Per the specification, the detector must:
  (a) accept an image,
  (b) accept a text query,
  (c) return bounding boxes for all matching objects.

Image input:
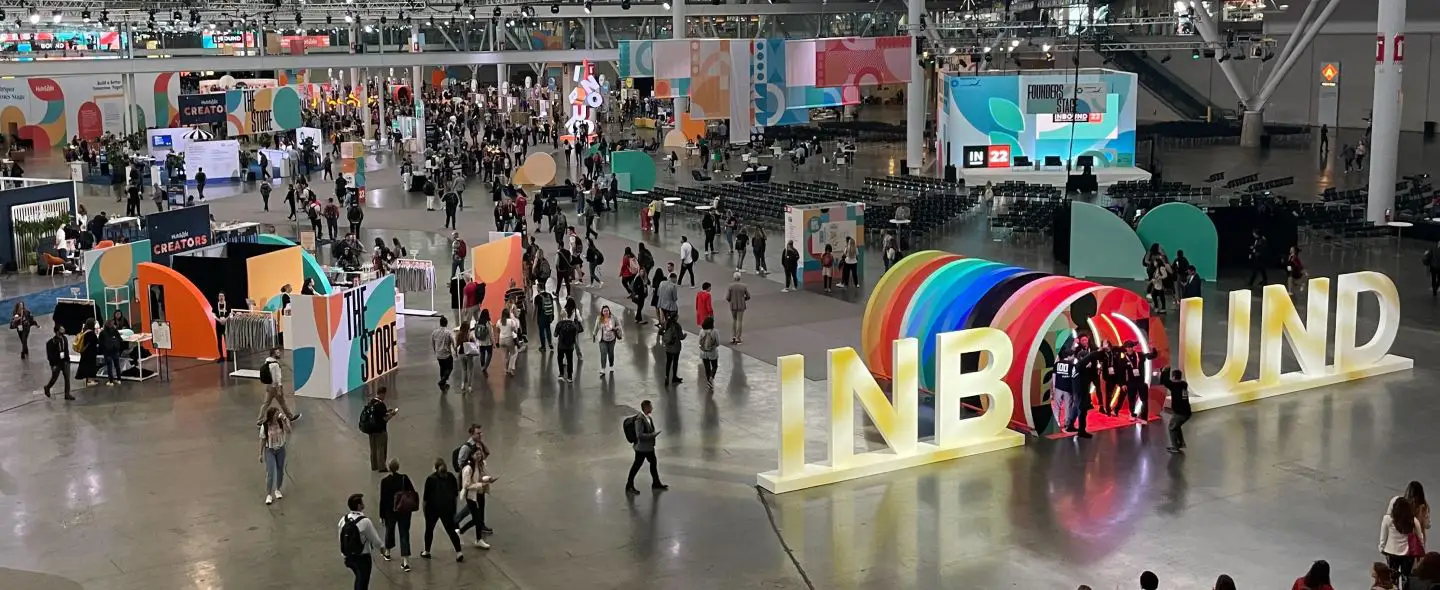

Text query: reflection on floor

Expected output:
[0,121,1432,590]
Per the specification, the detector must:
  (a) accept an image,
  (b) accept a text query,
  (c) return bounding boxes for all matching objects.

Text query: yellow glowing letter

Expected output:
[1179,289,1251,393]
[933,327,1014,447]
[828,340,919,464]
[775,354,807,479]
[1258,278,1331,385]
[1334,271,1401,372]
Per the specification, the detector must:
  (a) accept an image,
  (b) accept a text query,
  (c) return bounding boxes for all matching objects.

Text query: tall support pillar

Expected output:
[1368,0,1405,224]
[360,68,373,143]
[672,0,688,114]
[411,22,425,159]
[905,0,924,175]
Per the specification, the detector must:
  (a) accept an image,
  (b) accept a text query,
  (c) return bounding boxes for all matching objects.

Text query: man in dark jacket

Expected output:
[661,315,686,385]
[625,400,667,494]
[533,290,556,353]
[554,315,581,382]
[44,324,73,399]
[194,168,206,200]
[1160,367,1191,453]
[348,203,364,236]
[422,458,465,561]
[781,240,801,292]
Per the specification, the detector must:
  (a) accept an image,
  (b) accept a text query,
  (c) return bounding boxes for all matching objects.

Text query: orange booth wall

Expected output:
[137,262,219,360]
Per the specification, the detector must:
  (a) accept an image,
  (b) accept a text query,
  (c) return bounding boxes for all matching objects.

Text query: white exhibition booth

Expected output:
[145,127,191,158]
[183,140,242,183]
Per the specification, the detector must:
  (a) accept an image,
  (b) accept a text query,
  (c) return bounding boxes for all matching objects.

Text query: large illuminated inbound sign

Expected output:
[759,251,1165,493]
[757,328,1025,494]
[562,59,603,140]
[1179,272,1412,411]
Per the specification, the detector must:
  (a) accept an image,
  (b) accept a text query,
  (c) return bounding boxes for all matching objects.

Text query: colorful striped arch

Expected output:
[861,252,1170,433]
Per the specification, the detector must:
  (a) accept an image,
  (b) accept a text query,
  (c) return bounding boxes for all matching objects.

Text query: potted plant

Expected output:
[14,212,70,273]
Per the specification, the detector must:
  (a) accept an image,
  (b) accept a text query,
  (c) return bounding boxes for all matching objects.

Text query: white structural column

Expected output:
[673,0,688,114]
[411,22,425,158]
[1190,2,1259,144]
[1368,0,1406,223]
[361,68,372,143]
[905,0,923,174]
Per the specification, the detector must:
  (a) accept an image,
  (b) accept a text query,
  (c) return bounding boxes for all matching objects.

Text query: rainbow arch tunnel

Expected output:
[862,251,1170,435]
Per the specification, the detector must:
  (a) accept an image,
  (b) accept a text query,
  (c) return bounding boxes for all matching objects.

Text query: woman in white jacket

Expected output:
[1380,495,1424,580]
[455,449,494,549]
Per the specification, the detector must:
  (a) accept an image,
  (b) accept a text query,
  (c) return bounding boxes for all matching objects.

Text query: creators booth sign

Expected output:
[1178,272,1412,411]
[146,204,211,264]
[178,93,227,125]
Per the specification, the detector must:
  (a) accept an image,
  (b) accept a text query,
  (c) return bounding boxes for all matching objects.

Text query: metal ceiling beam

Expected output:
[0,47,618,76]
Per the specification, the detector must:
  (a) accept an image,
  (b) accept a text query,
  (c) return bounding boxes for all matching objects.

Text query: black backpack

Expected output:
[339,515,366,557]
[259,360,277,385]
[452,440,476,472]
[358,400,384,434]
[622,415,638,444]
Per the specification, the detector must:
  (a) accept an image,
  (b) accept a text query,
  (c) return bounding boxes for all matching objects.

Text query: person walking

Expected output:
[1356,141,1368,170]
[359,387,398,472]
[339,493,387,590]
[661,315,685,385]
[624,400,668,494]
[421,458,465,561]
[475,309,495,373]
[432,316,455,390]
[555,308,581,383]
[456,447,494,549]
[257,348,301,422]
[1380,496,1423,581]
[1286,245,1307,295]
[324,198,341,242]
[698,317,720,391]
[378,458,418,572]
[534,288,557,353]
[585,238,604,288]
[348,202,365,236]
[1408,481,1432,538]
[259,407,291,505]
[702,210,719,255]
[455,321,476,392]
[733,226,749,272]
[10,301,37,360]
[1246,229,1269,287]
[450,231,467,279]
[725,272,750,345]
[260,180,272,211]
[657,272,680,326]
[678,236,698,287]
[592,305,622,376]
[781,240,801,292]
[628,270,650,324]
[1160,366,1191,453]
[1423,242,1440,296]
[696,282,714,328]
[723,211,738,253]
[43,324,73,399]
[751,226,768,275]
[499,307,522,375]
[194,167,207,200]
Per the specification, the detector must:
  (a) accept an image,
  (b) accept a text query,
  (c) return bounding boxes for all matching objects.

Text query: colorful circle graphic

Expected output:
[862,251,1169,433]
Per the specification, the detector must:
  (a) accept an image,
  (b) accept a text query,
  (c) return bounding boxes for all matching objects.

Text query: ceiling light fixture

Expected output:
[81,9,90,22]
[583,1,592,13]
[551,4,560,14]
[662,1,671,8]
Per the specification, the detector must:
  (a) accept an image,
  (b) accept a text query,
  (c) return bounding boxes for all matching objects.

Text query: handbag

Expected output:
[462,340,481,356]
[1408,530,1426,556]
[393,476,419,514]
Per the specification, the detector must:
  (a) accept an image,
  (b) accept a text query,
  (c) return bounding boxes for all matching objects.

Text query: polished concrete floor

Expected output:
[0,126,1435,590]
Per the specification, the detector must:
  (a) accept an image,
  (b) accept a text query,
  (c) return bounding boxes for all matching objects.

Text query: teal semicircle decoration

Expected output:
[1136,202,1219,281]
[1069,202,1147,280]
[257,234,333,294]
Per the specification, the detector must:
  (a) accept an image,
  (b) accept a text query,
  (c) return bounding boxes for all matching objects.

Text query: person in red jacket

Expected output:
[695,282,714,327]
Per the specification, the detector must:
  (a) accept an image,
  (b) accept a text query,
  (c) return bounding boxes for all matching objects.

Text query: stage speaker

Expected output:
[1066,172,1098,194]
[944,164,957,182]
[1013,156,1031,167]
[1426,121,1437,139]
[900,159,910,175]
[1076,155,1094,167]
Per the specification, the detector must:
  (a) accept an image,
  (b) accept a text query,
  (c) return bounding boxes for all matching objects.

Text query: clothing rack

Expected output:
[393,258,441,318]
[225,309,277,380]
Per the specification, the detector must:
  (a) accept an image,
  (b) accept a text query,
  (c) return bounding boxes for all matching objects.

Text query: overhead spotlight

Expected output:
[344,13,354,23]
[493,6,502,17]
[551,3,560,14]
[365,24,373,32]
[295,14,302,26]
[1041,43,1051,52]
[172,10,182,22]
[1191,49,1201,60]
[712,0,721,5]
[1160,52,1172,63]
[621,0,631,9]
[946,46,956,55]
[583,1,592,13]
[1010,39,1021,48]
[1044,52,1053,61]
[982,46,992,54]
[379,15,387,24]
[99,10,109,23]
[81,9,90,22]
[326,14,333,24]
[662,1,671,7]
[51,12,62,23]
[1217,52,1230,63]
[468,9,476,19]
[425,16,432,25]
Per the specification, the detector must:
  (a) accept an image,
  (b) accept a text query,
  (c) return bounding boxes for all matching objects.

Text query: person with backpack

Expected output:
[474,309,496,373]
[624,400,667,494]
[359,387,399,472]
[259,180,272,211]
[378,458,418,572]
[99,319,124,386]
[533,288,558,354]
[257,347,300,423]
[259,407,291,505]
[347,202,365,236]
[431,316,455,391]
[698,317,720,391]
[338,493,386,589]
[628,269,650,324]
[323,198,341,241]
[421,457,465,562]
[661,314,686,385]
[450,232,467,278]
[585,238,604,288]
[499,307,523,376]
[75,318,100,386]
[554,308,582,383]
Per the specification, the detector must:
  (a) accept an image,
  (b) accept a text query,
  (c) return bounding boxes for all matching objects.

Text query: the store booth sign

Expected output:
[757,327,1025,494]
[1178,271,1412,411]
